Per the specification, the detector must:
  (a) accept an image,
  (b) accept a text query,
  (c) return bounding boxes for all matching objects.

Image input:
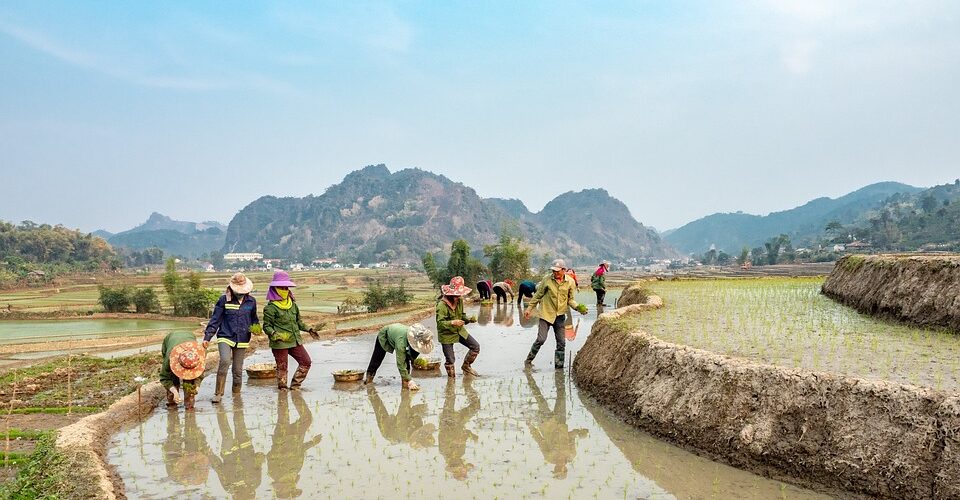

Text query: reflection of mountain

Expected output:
[268,392,322,498]
[439,378,480,480]
[525,371,588,479]
[367,387,436,449]
[209,397,263,499]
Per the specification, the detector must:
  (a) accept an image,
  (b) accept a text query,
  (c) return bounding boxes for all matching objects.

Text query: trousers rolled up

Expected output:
[527,315,566,367]
[217,342,246,390]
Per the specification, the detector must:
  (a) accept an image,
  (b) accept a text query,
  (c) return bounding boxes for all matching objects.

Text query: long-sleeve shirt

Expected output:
[377,323,415,381]
[518,280,537,297]
[527,275,579,324]
[159,330,200,386]
[436,298,469,344]
[203,295,259,348]
[492,281,514,299]
[263,301,309,349]
[590,268,606,291]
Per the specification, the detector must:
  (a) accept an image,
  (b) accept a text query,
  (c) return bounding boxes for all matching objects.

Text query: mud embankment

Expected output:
[821,254,960,332]
[573,302,960,499]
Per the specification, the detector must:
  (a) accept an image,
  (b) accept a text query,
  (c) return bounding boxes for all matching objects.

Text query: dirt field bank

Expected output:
[573,302,960,499]
[821,254,960,332]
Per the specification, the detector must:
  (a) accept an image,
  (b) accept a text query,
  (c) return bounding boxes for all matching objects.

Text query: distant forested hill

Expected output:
[221,165,674,263]
[0,220,117,285]
[106,213,226,259]
[664,182,923,254]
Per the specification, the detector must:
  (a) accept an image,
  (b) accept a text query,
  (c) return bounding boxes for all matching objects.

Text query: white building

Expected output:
[224,252,263,262]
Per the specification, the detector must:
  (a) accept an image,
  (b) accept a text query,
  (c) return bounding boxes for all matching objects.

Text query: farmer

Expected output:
[439,378,480,481]
[204,272,259,404]
[565,267,580,289]
[476,278,492,301]
[590,260,611,307]
[437,276,480,378]
[516,279,537,307]
[263,271,319,391]
[364,322,435,391]
[267,392,322,497]
[159,331,206,411]
[492,279,514,305]
[524,259,587,369]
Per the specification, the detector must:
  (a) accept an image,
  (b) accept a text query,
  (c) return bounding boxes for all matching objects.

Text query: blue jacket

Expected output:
[518,280,537,296]
[203,295,259,348]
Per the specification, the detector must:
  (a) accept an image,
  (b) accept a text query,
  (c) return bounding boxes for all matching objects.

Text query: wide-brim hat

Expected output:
[550,259,567,271]
[228,272,254,294]
[170,340,206,380]
[601,260,611,267]
[269,270,296,288]
[440,276,471,297]
[407,323,435,355]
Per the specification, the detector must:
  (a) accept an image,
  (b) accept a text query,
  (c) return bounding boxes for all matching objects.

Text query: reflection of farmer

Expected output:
[477,303,492,326]
[494,303,514,327]
[204,272,259,403]
[563,313,580,342]
[591,261,610,307]
[209,397,264,498]
[367,387,436,449]
[492,280,514,305]
[525,371,588,479]
[267,392,323,498]
[517,280,537,307]
[439,378,480,481]
[163,411,211,486]
[159,331,206,411]
[524,259,586,369]
[364,323,435,391]
[263,271,319,391]
[437,277,480,378]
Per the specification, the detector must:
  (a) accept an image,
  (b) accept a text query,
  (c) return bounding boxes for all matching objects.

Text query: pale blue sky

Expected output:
[1,1,958,233]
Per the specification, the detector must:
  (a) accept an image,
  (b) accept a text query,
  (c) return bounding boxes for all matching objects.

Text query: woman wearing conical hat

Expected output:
[203,272,259,403]
[436,276,480,378]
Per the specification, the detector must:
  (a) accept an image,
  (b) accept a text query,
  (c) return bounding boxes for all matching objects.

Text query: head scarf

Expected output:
[266,286,295,302]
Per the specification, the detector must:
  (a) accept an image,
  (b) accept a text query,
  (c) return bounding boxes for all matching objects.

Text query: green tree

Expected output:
[98,285,132,312]
[483,230,532,281]
[737,247,750,266]
[131,288,161,314]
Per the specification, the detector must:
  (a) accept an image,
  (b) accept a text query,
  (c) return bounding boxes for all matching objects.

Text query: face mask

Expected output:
[277,289,289,300]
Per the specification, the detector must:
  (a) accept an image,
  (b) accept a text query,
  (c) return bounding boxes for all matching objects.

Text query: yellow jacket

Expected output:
[527,274,579,324]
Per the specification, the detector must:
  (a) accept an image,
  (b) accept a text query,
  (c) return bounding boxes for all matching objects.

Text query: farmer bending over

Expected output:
[364,323,435,391]
[160,330,206,411]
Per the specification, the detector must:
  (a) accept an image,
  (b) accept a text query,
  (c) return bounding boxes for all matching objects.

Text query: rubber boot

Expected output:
[363,373,375,385]
[212,374,225,404]
[554,350,565,370]
[290,366,310,390]
[184,392,196,411]
[232,378,242,394]
[277,368,289,391]
[525,344,541,365]
[444,363,456,378]
[461,350,479,376]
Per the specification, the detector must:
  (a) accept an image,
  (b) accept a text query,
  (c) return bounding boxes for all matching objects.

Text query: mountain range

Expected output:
[102,213,226,259]
[220,165,673,263]
[664,182,923,254]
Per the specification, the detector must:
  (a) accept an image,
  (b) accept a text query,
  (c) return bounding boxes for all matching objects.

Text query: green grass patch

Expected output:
[7,407,100,415]
[0,429,52,440]
[0,433,102,499]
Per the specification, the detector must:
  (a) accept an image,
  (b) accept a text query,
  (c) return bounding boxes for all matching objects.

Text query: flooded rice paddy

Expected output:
[108,291,828,499]
[638,278,960,391]
[0,319,194,345]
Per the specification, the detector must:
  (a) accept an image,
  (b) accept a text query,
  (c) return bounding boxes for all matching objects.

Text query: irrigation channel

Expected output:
[108,291,828,499]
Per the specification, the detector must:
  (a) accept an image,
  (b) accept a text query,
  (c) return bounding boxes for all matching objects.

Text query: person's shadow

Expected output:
[525,370,589,479]
[367,386,436,449]
[267,391,323,498]
[163,411,211,487]
[208,396,264,499]
[438,378,481,480]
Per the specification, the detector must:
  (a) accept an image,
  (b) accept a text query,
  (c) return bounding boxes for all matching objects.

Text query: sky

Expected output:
[1,1,958,233]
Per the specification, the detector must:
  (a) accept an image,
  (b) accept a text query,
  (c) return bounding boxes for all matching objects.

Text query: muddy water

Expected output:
[0,319,193,345]
[108,292,831,499]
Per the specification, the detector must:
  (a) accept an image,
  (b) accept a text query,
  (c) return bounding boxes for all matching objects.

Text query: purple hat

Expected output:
[269,270,296,288]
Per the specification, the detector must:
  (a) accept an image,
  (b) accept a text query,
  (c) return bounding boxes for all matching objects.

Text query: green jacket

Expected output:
[159,330,202,387]
[436,298,469,344]
[527,274,579,324]
[378,323,414,381]
[263,301,309,350]
[590,271,606,291]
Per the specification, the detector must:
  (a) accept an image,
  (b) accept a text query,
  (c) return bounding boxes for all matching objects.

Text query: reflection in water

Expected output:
[494,304,514,326]
[477,304,492,325]
[519,304,538,329]
[209,397,264,499]
[439,378,480,480]
[268,392,323,498]
[525,371,588,479]
[367,386,436,449]
[163,411,211,486]
[563,314,580,342]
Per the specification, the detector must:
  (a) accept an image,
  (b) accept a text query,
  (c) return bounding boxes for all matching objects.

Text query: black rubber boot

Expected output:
[554,350,565,369]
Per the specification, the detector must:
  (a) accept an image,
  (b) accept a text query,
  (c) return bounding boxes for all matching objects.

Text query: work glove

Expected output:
[403,380,420,391]
[307,328,320,340]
